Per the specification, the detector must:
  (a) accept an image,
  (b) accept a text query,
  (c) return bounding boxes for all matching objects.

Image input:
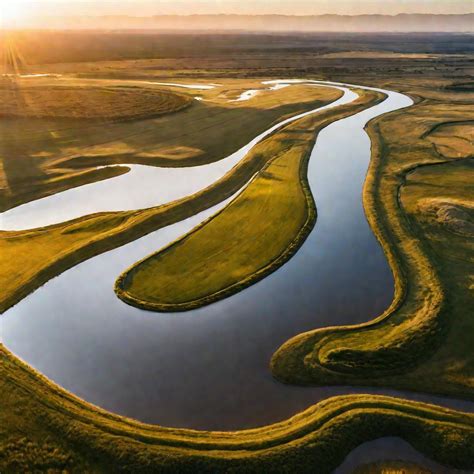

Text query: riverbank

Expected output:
[271,87,474,400]
[1,344,473,472]
[115,89,385,311]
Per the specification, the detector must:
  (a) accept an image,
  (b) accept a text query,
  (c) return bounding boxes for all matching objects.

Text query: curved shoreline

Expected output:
[2,344,473,472]
[271,92,473,399]
[115,90,384,312]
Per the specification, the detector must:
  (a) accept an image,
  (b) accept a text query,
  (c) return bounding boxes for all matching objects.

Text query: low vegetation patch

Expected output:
[352,460,433,474]
[418,198,474,237]
[426,121,473,159]
[0,84,191,121]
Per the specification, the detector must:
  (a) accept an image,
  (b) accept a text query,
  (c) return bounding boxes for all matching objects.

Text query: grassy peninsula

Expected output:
[114,89,387,311]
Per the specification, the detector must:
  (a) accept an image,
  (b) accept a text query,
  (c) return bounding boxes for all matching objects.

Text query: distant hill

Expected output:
[23,14,474,33]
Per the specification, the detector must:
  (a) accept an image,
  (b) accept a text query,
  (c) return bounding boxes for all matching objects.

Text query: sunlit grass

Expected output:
[2,343,474,472]
[115,90,385,311]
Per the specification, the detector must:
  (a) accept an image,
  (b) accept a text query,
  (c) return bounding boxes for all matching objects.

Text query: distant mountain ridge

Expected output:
[26,13,474,32]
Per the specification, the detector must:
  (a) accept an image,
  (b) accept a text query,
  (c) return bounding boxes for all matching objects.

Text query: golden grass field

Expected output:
[0,83,191,120]
[0,78,341,211]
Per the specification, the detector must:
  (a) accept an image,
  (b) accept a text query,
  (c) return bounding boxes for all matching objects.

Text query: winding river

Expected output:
[2,84,351,230]
[1,80,472,472]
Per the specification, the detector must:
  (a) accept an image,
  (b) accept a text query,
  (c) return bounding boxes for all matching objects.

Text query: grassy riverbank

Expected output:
[271,86,474,400]
[1,344,473,472]
[0,79,339,211]
[0,85,353,314]
[114,89,388,311]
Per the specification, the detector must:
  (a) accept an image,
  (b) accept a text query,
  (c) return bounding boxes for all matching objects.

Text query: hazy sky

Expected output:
[5,0,474,18]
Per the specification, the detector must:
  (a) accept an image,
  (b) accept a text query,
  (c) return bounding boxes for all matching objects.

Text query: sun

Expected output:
[1,2,31,28]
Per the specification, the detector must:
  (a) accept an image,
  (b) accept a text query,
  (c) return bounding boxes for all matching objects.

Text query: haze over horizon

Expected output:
[2,0,474,24]
[1,0,473,31]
